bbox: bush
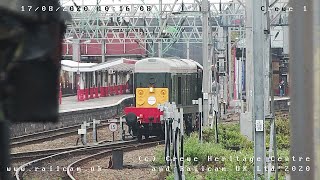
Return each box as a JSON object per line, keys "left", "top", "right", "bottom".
{"left": 184, "top": 133, "right": 231, "bottom": 166}
{"left": 203, "top": 123, "right": 253, "bottom": 150}
{"left": 266, "top": 117, "right": 290, "bottom": 149}
{"left": 153, "top": 146, "right": 166, "bottom": 166}
{"left": 154, "top": 120, "right": 290, "bottom": 180}
{"left": 166, "top": 171, "right": 202, "bottom": 180}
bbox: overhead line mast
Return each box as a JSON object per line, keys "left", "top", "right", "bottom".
{"left": 252, "top": 0, "right": 265, "bottom": 178}
{"left": 202, "top": 0, "right": 209, "bottom": 126}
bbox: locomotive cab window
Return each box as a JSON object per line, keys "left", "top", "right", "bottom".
{"left": 135, "top": 73, "right": 170, "bottom": 88}
{"left": 149, "top": 77, "right": 156, "bottom": 86}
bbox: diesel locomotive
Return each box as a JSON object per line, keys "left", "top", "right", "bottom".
{"left": 124, "top": 57, "right": 203, "bottom": 141}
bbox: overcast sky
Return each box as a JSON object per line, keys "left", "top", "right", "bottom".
{"left": 60, "top": 0, "right": 234, "bottom": 6}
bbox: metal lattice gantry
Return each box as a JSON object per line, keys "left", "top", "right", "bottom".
{"left": 62, "top": 0, "right": 247, "bottom": 55}
{"left": 61, "top": 0, "right": 290, "bottom": 55}
{"left": 61, "top": 0, "right": 289, "bottom": 55}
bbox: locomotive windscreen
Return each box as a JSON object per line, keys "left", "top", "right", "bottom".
{"left": 135, "top": 73, "right": 171, "bottom": 88}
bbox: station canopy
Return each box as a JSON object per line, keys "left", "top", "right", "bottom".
{"left": 61, "top": 58, "right": 138, "bottom": 72}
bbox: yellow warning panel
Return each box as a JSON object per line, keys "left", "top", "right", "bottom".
{"left": 135, "top": 88, "right": 169, "bottom": 108}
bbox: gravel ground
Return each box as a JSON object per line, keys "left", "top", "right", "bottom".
{"left": 21, "top": 154, "right": 89, "bottom": 180}
{"left": 10, "top": 111, "right": 242, "bottom": 154}
{"left": 74, "top": 145, "right": 165, "bottom": 180}
{"left": 11, "top": 125, "right": 129, "bottom": 154}
{"left": 10, "top": 125, "right": 130, "bottom": 179}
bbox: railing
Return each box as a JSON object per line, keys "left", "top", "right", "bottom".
{"left": 77, "top": 84, "right": 130, "bottom": 101}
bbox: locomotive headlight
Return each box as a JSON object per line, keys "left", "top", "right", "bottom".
{"left": 149, "top": 87, "right": 154, "bottom": 93}
{"left": 138, "top": 90, "right": 144, "bottom": 96}
{"left": 147, "top": 96, "right": 157, "bottom": 105}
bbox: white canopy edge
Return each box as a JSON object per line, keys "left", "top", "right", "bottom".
{"left": 61, "top": 58, "right": 137, "bottom": 72}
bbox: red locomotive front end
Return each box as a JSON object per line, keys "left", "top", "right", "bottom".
{"left": 124, "top": 87, "right": 168, "bottom": 141}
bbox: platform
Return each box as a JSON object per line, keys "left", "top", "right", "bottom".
{"left": 59, "top": 94, "right": 134, "bottom": 113}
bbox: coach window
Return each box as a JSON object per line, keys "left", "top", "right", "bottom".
{"left": 178, "top": 77, "right": 182, "bottom": 104}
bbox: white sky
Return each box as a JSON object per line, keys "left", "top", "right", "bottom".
{"left": 60, "top": 0, "right": 234, "bottom": 6}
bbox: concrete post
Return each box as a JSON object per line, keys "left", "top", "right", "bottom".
{"left": 120, "top": 116, "right": 125, "bottom": 140}
{"left": 252, "top": 0, "right": 265, "bottom": 178}
{"left": 73, "top": 39, "right": 81, "bottom": 100}
{"left": 263, "top": 0, "right": 271, "bottom": 116}
{"left": 187, "top": 40, "right": 190, "bottom": 59}
{"left": 289, "top": 0, "right": 315, "bottom": 179}
{"left": 198, "top": 98, "right": 203, "bottom": 143}
{"left": 78, "top": 124, "right": 87, "bottom": 145}
{"left": 245, "top": 0, "right": 253, "bottom": 113}
{"left": 240, "top": 0, "right": 253, "bottom": 143}
{"left": 72, "top": 39, "right": 80, "bottom": 62}
{"left": 112, "top": 150, "right": 123, "bottom": 169}
{"left": 92, "top": 119, "right": 100, "bottom": 144}
{"left": 201, "top": 0, "right": 209, "bottom": 126}
{"left": 227, "top": 27, "right": 233, "bottom": 102}
{"left": 313, "top": 0, "right": 320, "bottom": 178}
{"left": 159, "top": 0, "right": 163, "bottom": 57}
{"left": 102, "top": 29, "right": 106, "bottom": 62}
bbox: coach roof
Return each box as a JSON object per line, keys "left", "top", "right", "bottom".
{"left": 135, "top": 58, "right": 198, "bottom": 73}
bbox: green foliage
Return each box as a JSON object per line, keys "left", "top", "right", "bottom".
{"left": 184, "top": 133, "right": 231, "bottom": 166}
{"left": 275, "top": 149, "right": 290, "bottom": 167}
{"left": 265, "top": 117, "right": 290, "bottom": 136}
{"left": 153, "top": 146, "right": 166, "bottom": 166}
{"left": 154, "top": 118, "right": 290, "bottom": 180}
{"left": 205, "top": 169, "right": 253, "bottom": 180}
{"left": 166, "top": 170, "right": 202, "bottom": 180}
{"left": 275, "top": 117, "right": 290, "bottom": 136}
{"left": 266, "top": 117, "right": 290, "bottom": 149}
{"left": 203, "top": 123, "right": 253, "bottom": 150}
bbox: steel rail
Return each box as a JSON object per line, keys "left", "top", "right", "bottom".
{"left": 66, "top": 140, "right": 164, "bottom": 180}
{"left": 10, "top": 120, "right": 124, "bottom": 148}
{"left": 14, "top": 139, "right": 138, "bottom": 180}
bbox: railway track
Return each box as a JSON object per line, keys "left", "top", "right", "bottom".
{"left": 66, "top": 140, "right": 164, "bottom": 180}
{"left": 14, "top": 138, "right": 162, "bottom": 180}
{"left": 14, "top": 139, "right": 136, "bottom": 180}
{"left": 10, "top": 118, "right": 124, "bottom": 148}
{"left": 11, "top": 138, "right": 126, "bottom": 162}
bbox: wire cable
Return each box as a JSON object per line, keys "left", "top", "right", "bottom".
{"left": 164, "top": 120, "right": 171, "bottom": 167}
{"left": 174, "top": 126, "right": 182, "bottom": 179}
